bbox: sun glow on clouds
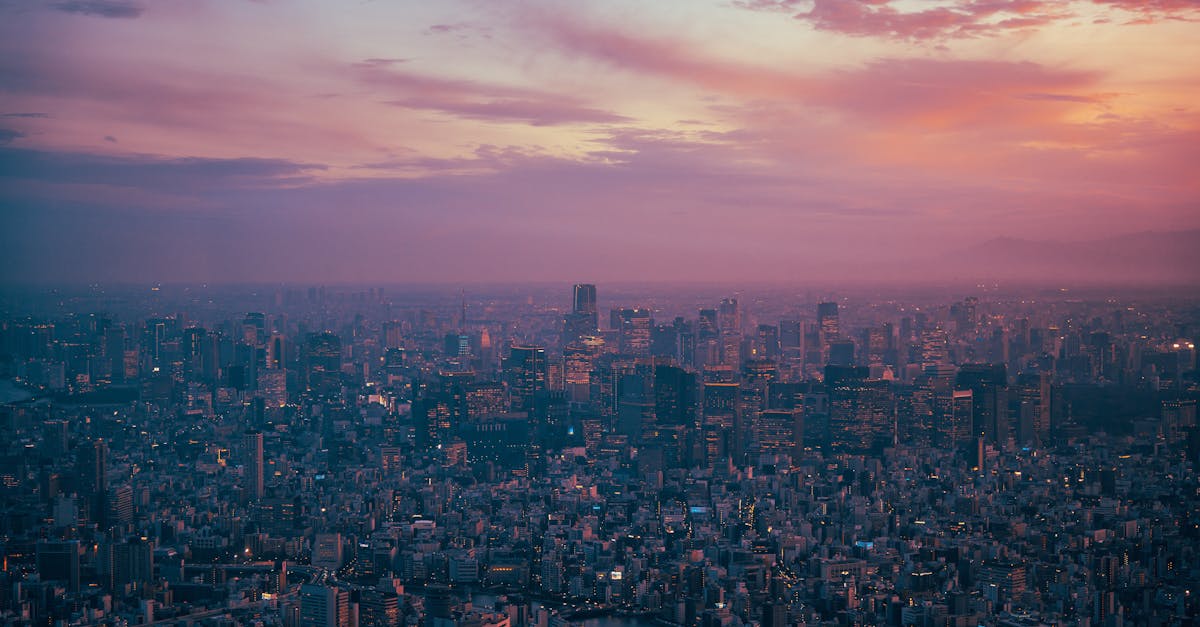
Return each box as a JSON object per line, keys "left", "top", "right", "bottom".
{"left": 0, "top": 0, "right": 1197, "bottom": 282}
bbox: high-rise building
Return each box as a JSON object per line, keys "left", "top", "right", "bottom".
{"left": 564, "top": 284, "right": 599, "bottom": 347}
{"left": 944, "top": 389, "right": 974, "bottom": 451}
{"left": 703, "top": 382, "right": 740, "bottom": 465}
{"left": 756, "top": 409, "right": 803, "bottom": 459}
{"left": 573, "top": 283, "right": 597, "bottom": 318}
{"left": 359, "top": 589, "right": 400, "bottom": 627}
{"left": 112, "top": 537, "right": 154, "bottom": 589}
{"left": 818, "top": 302, "right": 839, "bottom": 361}
{"left": 956, "top": 363, "right": 1009, "bottom": 446}
{"left": 300, "top": 583, "right": 353, "bottom": 627}
{"left": 506, "top": 344, "right": 547, "bottom": 415}
{"left": 718, "top": 298, "right": 740, "bottom": 333}
{"left": 826, "top": 366, "right": 894, "bottom": 454}
{"left": 37, "top": 540, "right": 80, "bottom": 594}
{"left": 80, "top": 438, "right": 108, "bottom": 527}
{"left": 611, "top": 308, "right": 652, "bottom": 356}
{"left": 305, "top": 332, "right": 342, "bottom": 395}
{"left": 312, "top": 533, "right": 344, "bottom": 571}
{"left": 243, "top": 430, "right": 264, "bottom": 501}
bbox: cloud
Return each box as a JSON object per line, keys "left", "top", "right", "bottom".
{"left": 51, "top": 0, "right": 143, "bottom": 19}
{"left": 0, "top": 128, "right": 23, "bottom": 145}
{"left": 354, "top": 60, "right": 630, "bottom": 126}
{"left": 527, "top": 12, "right": 811, "bottom": 98}
{"left": 792, "top": 0, "right": 1063, "bottom": 40}
{"left": 0, "top": 146, "right": 325, "bottom": 194}
{"left": 526, "top": 14, "right": 1106, "bottom": 131}
{"left": 735, "top": 0, "right": 1200, "bottom": 40}
{"left": 1, "top": 112, "right": 49, "bottom": 118}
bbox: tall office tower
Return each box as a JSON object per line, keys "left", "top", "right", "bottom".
{"left": 107, "top": 484, "right": 134, "bottom": 528}
{"left": 702, "top": 382, "right": 740, "bottom": 466}
{"left": 616, "top": 371, "right": 653, "bottom": 441}
{"left": 243, "top": 430, "right": 264, "bottom": 500}
{"left": 756, "top": 324, "right": 780, "bottom": 359}
{"left": 741, "top": 359, "right": 778, "bottom": 446}
{"left": 651, "top": 364, "right": 697, "bottom": 467}
{"left": 755, "top": 409, "right": 803, "bottom": 461}
{"left": 718, "top": 298, "right": 740, "bottom": 333}
{"left": 955, "top": 363, "right": 1009, "bottom": 446}
{"left": 697, "top": 309, "right": 719, "bottom": 341}
{"left": 312, "top": 533, "right": 345, "bottom": 571}
{"left": 611, "top": 308, "right": 652, "bottom": 356}
{"left": 950, "top": 297, "right": 978, "bottom": 336}
{"left": 779, "top": 319, "right": 803, "bottom": 357}
{"left": 267, "top": 333, "right": 288, "bottom": 370}
{"left": 304, "top": 331, "right": 342, "bottom": 394}
{"left": 717, "top": 298, "right": 742, "bottom": 367}
{"left": 920, "top": 328, "right": 950, "bottom": 373}
{"left": 942, "top": 389, "right": 974, "bottom": 451}
{"left": 37, "top": 540, "right": 80, "bottom": 594}
{"left": 257, "top": 369, "right": 287, "bottom": 408}
{"left": 563, "top": 284, "right": 600, "bottom": 347}
{"left": 1013, "top": 373, "right": 1051, "bottom": 445}
{"left": 828, "top": 341, "right": 856, "bottom": 367}
{"left": 820, "top": 301, "right": 840, "bottom": 360}
{"left": 506, "top": 344, "right": 547, "bottom": 415}
{"left": 675, "top": 317, "right": 697, "bottom": 367}
{"left": 42, "top": 420, "right": 68, "bottom": 458}
{"left": 79, "top": 438, "right": 108, "bottom": 526}
{"left": 826, "top": 365, "right": 894, "bottom": 455}
{"left": 861, "top": 326, "right": 888, "bottom": 367}
{"left": 105, "top": 326, "right": 126, "bottom": 383}
{"left": 300, "top": 583, "right": 353, "bottom": 627}
{"left": 573, "top": 283, "right": 598, "bottom": 321}
{"left": 382, "top": 321, "right": 405, "bottom": 350}
{"left": 143, "top": 317, "right": 172, "bottom": 370}
{"left": 112, "top": 537, "right": 154, "bottom": 589}
{"left": 654, "top": 365, "right": 698, "bottom": 427}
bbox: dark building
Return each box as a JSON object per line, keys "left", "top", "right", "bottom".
{"left": 506, "top": 344, "right": 547, "bottom": 417}
{"left": 956, "top": 363, "right": 1009, "bottom": 446}
{"left": 826, "top": 366, "right": 894, "bottom": 454}
{"left": 36, "top": 540, "right": 80, "bottom": 594}
{"left": 304, "top": 332, "right": 342, "bottom": 395}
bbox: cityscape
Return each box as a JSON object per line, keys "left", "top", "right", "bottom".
{"left": 0, "top": 282, "right": 1197, "bottom": 626}
{"left": 2, "top": 1, "right": 1199, "bottom": 626}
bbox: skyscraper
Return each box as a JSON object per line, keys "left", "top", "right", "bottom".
{"left": 611, "top": 308, "right": 652, "bottom": 356}
{"left": 300, "top": 583, "right": 353, "bottom": 627}
{"left": 818, "top": 302, "right": 839, "bottom": 362}
{"left": 573, "top": 283, "right": 597, "bottom": 320}
{"left": 564, "top": 283, "right": 600, "bottom": 347}
{"left": 956, "top": 363, "right": 1009, "bottom": 446}
{"left": 243, "top": 430, "right": 264, "bottom": 501}
{"left": 507, "top": 344, "right": 548, "bottom": 415}
{"left": 37, "top": 540, "right": 80, "bottom": 594}
{"left": 305, "top": 331, "right": 342, "bottom": 395}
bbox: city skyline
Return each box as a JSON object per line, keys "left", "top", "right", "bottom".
{"left": 2, "top": 1, "right": 1199, "bottom": 284}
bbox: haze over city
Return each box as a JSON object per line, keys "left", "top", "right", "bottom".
{"left": 2, "top": 0, "right": 1198, "bottom": 284}
{"left": 3, "top": 5, "right": 1200, "bottom": 627}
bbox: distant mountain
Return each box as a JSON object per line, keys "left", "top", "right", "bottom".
{"left": 935, "top": 230, "right": 1200, "bottom": 284}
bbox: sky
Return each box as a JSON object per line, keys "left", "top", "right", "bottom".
{"left": 0, "top": 0, "right": 1198, "bottom": 284}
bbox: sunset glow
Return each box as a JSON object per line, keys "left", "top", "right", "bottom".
{"left": 1, "top": 0, "right": 1197, "bottom": 283}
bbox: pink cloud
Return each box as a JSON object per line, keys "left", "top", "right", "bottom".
{"left": 528, "top": 13, "right": 812, "bottom": 98}
{"left": 737, "top": 0, "right": 1197, "bottom": 40}
{"left": 353, "top": 59, "right": 629, "bottom": 126}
